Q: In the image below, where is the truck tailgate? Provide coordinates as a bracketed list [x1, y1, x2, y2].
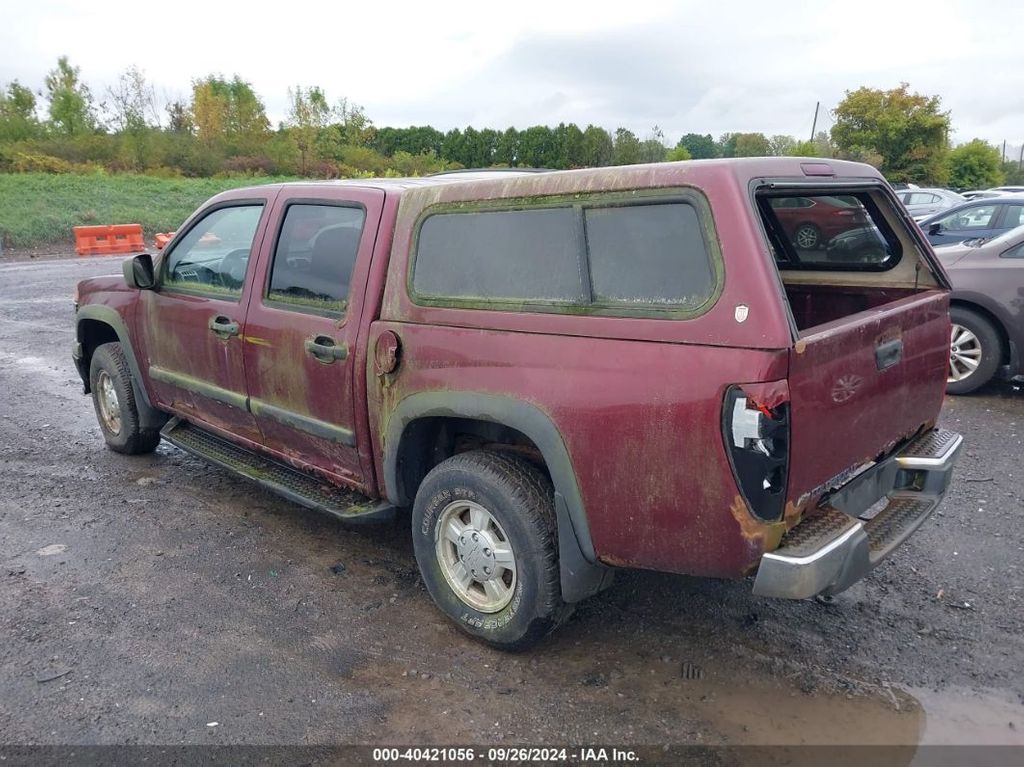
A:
[786, 290, 950, 503]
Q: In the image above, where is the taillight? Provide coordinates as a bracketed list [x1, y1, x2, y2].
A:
[723, 386, 790, 522]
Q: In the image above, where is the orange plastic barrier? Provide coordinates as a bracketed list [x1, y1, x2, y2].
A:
[73, 224, 146, 256]
[154, 232, 175, 250]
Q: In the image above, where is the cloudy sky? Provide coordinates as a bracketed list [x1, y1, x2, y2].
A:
[2, 0, 1021, 151]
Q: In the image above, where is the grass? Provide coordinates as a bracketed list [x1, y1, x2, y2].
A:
[0, 173, 297, 250]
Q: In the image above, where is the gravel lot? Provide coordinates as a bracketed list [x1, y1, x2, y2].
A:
[1, 255, 1022, 752]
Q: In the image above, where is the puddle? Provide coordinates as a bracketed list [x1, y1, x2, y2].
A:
[911, 686, 1024, 746]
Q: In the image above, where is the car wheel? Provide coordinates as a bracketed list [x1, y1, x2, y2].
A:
[411, 450, 569, 651]
[89, 342, 162, 454]
[794, 223, 821, 250]
[947, 307, 1001, 395]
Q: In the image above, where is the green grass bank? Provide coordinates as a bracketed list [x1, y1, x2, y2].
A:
[0, 173, 295, 250]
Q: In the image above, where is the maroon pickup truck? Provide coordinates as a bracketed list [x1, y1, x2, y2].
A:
[73, 159, 962, 649]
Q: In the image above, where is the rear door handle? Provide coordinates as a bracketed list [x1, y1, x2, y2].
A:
[304, 335, 348, 363]
[209, 315, 240, 338]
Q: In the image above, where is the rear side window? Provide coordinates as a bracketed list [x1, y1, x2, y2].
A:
[585, 204, 713, 305]
[267, 203, 366, 316]
[413, 208, 584, 303]
[758, 191, 903, 271]
[411, 198, 718, 316]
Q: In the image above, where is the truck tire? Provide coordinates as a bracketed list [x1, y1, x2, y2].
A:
[411, 450, 569, 650]
[947, 306, 1001, 395]
[89, 342, 162, 454]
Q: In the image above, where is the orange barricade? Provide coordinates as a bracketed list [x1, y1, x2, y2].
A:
[154, 232, 175, 250]
[73, 224, 146, 256]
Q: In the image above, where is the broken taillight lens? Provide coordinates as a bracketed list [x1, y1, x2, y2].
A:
[722, 387, 790, 522]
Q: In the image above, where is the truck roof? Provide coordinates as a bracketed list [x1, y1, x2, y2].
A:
[222, 157, 885, 200]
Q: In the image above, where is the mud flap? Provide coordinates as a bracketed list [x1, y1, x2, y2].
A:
[555, 492, 614, 602]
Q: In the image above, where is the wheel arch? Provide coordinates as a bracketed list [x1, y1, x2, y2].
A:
[950, 297, 1011, 366]
[74, 306, 166, 429]
[383, 392, 611, 602]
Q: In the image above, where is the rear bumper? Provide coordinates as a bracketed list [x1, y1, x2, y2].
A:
[752, 428, 962, 600]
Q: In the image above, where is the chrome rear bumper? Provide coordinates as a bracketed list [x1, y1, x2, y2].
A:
[753, 428, 962, 600]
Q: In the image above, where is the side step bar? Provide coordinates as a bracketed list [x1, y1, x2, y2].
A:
[161, 418, 396, 524]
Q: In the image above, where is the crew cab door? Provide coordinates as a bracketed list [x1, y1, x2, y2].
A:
[242, 186, 384, 491]
[139, 195, 274, 442]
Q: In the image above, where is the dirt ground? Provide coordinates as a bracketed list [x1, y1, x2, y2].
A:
[1, 256, 1022, 757]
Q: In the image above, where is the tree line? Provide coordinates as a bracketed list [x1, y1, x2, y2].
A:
[1, 57, 1019, 188]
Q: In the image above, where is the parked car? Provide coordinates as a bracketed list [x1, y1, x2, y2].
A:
[960, 190, 1008, 200]
[932, 226, 1024, 393]
[768, 194, 867, 249]
[895, 188, 965, 220]
[918, 196, 1024, 246]
[990, 186, 1024, 194]
[72, 158, 962, 649]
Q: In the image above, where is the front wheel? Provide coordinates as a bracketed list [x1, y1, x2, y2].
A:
[411, 450, 569, 650]
[89, 342, 162, 454]
[947, 307, 1001, 395]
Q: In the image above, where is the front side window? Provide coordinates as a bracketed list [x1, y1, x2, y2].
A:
[266, 203, 366, 316]
[163, 204, 264, 297]
[411, 199, 718, 315]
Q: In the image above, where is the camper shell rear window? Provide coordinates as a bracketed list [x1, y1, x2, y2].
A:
[757, 189, 903, 271]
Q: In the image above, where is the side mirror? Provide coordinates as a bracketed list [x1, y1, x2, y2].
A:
[928, 222, 942, 235]
[123, 253, 156, 290]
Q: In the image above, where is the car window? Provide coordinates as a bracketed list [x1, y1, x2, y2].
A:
[907, 193, 940, 205]
[759, 191, 901, 271]
[163, 204, 264, 297]
[1002, 205, 1024, 228]
[1001, 241, 1024, 259]
[266, 203, 366, 316]
[936, 205, 998, 230]
[412, 200, 717, 314]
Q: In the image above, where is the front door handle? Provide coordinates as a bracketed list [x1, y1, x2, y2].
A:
[304, 335, 348, 363]
[209, 315, 240, 338]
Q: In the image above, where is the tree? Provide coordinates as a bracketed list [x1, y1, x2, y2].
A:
[165, 100, 193, 134]
[734, 132, 771, 157]
[948, 140, 1005, 190]
[768, 135, 796, 156]
[717, 133, 738, 158]
[831, 83, 951, 184]
[190, 75, 270, 152]
[104, 66, 159, 170]
[637, 125, 668, 163]
[286, 85, 332, 174]
[612, 127, 642, 165]
[676, 133, 717, 159]
[0, 81, 40, 142]
[580, 125, 613, 167]
[666, 145, 692, 162]
[45, 56, 97, 136]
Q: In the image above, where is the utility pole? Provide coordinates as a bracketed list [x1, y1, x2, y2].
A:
[1002, 140, 1007, 163]
[809, 102, 820, 143]
[1019, 142, 1023, 171]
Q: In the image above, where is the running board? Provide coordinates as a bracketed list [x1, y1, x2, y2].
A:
[161, 417, 395, 524]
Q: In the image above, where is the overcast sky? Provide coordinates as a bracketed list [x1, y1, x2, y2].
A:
[2, 0, 1022, 152]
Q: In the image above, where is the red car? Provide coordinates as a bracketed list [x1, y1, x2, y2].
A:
[73, 159, 961, 649]
[769, 194, 868, 250]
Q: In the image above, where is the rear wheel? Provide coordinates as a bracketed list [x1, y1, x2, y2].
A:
[411, 450, 569, 650]
[89, 342, 162, 454]
[947, 307, 1001, 395]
